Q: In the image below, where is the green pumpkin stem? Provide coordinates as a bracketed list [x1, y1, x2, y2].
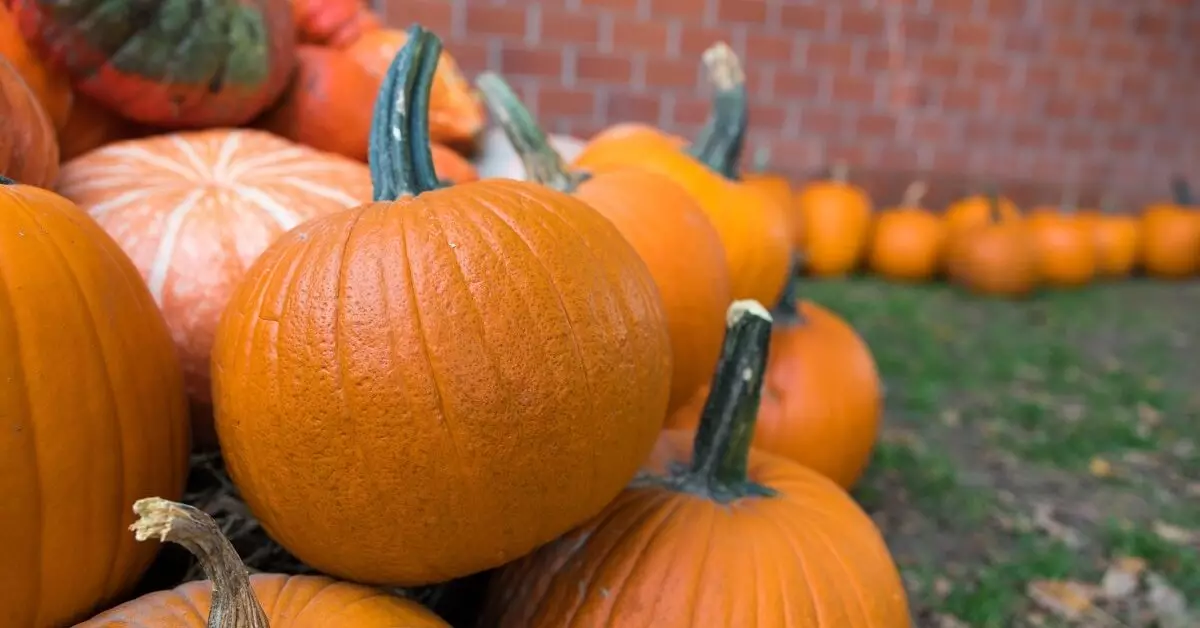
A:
[0, 175, 15, 186]
[769, 269, 805, 326]
[1170, 175, 1194, 206]
[368, 24, 443, 202]
[474, 72, 587, 192]
[751, 146, 771, 173]
[687, 42, 749, 181]
[984, 183, 1003, 223]
[129, 498, 270, 628]
[685, 300, 777, 501]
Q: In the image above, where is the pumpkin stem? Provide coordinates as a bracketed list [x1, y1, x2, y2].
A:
[830, 160, 850, 184]
[984, 183, 1003, 223]
[1170, 175, 1194, 206]
[0, 175, 15, 186]
[129, 498, 269, 628]
[751, 145, 771, 173]
[768, 269, 806, 326]
[687, 42, 749, 181]
[368, 23, 443, 202]
[474, 72, 587, 192]
[900, 181, 927, 207]
[684, 300, 777, 502]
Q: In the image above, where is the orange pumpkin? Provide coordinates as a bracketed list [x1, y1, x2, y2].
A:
[1025, 193, 1096, 287]
[430, 141, 479, 184]
[943, 189, 1021, 237]
[945, 195, 1037, 297]
[55, 129, 373, 443]
[573, 42, 792, 306]
[0, 181, 190, 627]
[867, 181, 946, 281]
[589, 122, 687, 147]
[346, 28, 485, 149]
[1140, 177, 1200, 278]
[743, 146, 802, 250]
[794, 162, 874, 277]
[292, 0, 381, 47]
[476, 71, 731, 414]
[78, 498, 449, 627]
[1075, 197, 1140, 278]
[482, 300, 911, 627]
[210, 27, 672, 587]
[668, 284, 882, 489]
[0, 55, 58, 187]
[0, 2, 71, 129]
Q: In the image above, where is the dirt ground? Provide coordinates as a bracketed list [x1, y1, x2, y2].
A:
[132, 278, 1199, 627]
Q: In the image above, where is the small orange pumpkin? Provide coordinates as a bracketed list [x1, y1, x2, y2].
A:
[867, 181, 946, 282]
[794, 161, 874, 277]
[573, 42, 792, 306]
[1140, 177, 1200, 278]
[476, 71, 731, 415]
[0, 55, 58, 187]
[945, 193, 1037, 297]
[211, 27, 673, 587]
[482, 300, 911, 627]
[0, 2, 71, 129]
[1075, 196, 1141, 278]
[429, 141, 479, 184]
[943, 188, 1021, 238]
[667, 282, 883, 489]
[78, 498, 449, 627]
[1025, 191, 1096, 287]
[743, 146, 802, 248]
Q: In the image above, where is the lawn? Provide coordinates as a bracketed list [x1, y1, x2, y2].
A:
[804, 278, 1200, 627]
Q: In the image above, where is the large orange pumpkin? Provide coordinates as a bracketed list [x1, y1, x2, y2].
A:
[0, 55, 58, 187]
[1025, 194, 1096, 287]
[475, 71, 731, 414]
[945, 195, 1037, 297]
[573, 42, 792, 305]
[743, 146, 802, 248]
[1075, 197, 1140, 278]
[482, 300, 911, 627]
[0, 2, 71, 129]
[55, 129, 373, 440]
[210, 26, 672, 587]
[668, 283, 882, 489]
[291, 0, 381, 47]
[78, 499, 449, 627]
[1140, 177, 1200, 278]
[346, 27, 485, 148]
[0, 181, 190, 627]
[943, 189, 1021, 237]
[794, 162, 874, 276]
[867, 181, 946, 282]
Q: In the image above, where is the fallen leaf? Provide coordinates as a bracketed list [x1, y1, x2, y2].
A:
[1100, 556, 1146, 599]
[939, 409, 960, 427]
[1153, 521, 1197, 545]
[932, 577, 952, 598]
[1146, 573, 1191, 628]
[1027, 580, 1096, 620]
[1089, 457, 1113, 478]
[1137, 403, 1162, 425]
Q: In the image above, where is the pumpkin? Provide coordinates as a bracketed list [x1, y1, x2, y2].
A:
[793, 161, 874, 277]
[292, 0, 381, 47]
[0, 55, 58, 187]
[945, 193, 1037, 297]
[473, 126, 586, 181]
[0, 1, 71, 129]
[257, 44, 379, 161]
[1024, 192, 1096, 287]
[430, 141, 479, 184]
[78, 498, 449, 627]
[1140, 177, 1200, 278]
[743, 146, 802, 249]
[667, 282, 882, 489]
[210, 26, 673, 587]
[9, 0, 296, 128]
[57, 92, 149, 161]
[943, 188, 1021, 237]
[1075, 197, 1141, 278]
[0, 180, 190, 627]
[346, 28, 485, 148]
[589, 121, 687, 148]
[867, 181, 946, 282]
[476, 71, 730, 414]
[573, 42, 792, 305]
[482, 300, 912, 627]
[56, 128, 373, 444]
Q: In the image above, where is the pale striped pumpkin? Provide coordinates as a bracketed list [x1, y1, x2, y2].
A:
[56, 129, 373, 420]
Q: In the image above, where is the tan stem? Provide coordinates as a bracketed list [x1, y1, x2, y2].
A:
[131, 498, 270, 628]
[830, 161, 849, 183]
[701, 42, 745, 91]
[900, 181, 927, 207]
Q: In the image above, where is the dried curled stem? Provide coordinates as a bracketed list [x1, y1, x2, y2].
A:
[131, 497, 270, 628]
[701, 42, 745, 91]
[901, 181, 927, 207]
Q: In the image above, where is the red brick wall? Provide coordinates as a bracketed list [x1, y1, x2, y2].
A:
[379, 0, 1199, 208]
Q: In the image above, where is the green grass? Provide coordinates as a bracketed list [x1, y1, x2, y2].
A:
[805, 277, 1200, 625]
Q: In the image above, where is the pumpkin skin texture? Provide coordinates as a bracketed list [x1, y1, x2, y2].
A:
[346, 28, 485, 148]
[1025, 206, 1096, 287]
[9, 0, 296, 128]
[1076, 204, 1141, 278]
[867, 182, 946, 282]
[573, 43, 792, 306]
[794, 162, 874, 277]
[0, 2, 71, 129]
[482, 301, 911, 628]
[476, 71, 731, 415]
[0, 181, 190, 627]
[945, 207, 1037, 298]
[211, 28, 673, 587]
[1140, 179, 1200, 278]
[55, 129, 373, 436]
[0, 55, 59, 187]
[743, 148, 802, 250]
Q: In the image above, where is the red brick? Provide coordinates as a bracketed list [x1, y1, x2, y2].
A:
[908, 116, 958, 144]
[838, 7, 886, 38]
[443, 39, 489, 74]
[949, 21, 997, 49]
[644, 57, 699, 88]
[744, 68, 771, 97]
[382, 0, 453, 34]
[537, 10, 601, 45]
[576, 52, 635, 84]
[605, 91, 663, 123]
[1002, 28, 1046, 54]
[743, 33, 795, 65]
[829, 74, 878, 104]
[927, 0, 976, 15]
[772, 71, 821, 98]
[671, 96, 710, 126]
[716, 0, 768, 24]
[535, 88, 597, 119]
[1089, 98, 1124, 123]
[967, 57, 1013, 84]
[796, 106, 844, 134]
[853, 113, 898, 139]
[608, 18, 671, 55]
[918, 52, 962, 79]
[1044, 94, 1080, 119]
[962, 118, 1009, 144]
[1098, 39, 1140, 64]
[464, 5, 527, 38]
[582, 0, 641, 13]
[1088, 8, 1128, 32]
[805, 41, 856, 68]
[500, 47, 562, 78]
[860, 44, 893, 73]
[901, 14, 941, 41]
[980, 0, 1029, 20]
[677, 26, 738, 58]
[1146, 44, 1181, 68]
[780, 4, 829, 32]
[1041, 3, 1081, 28]
[1133, 10, 1172, 36]
[1060, 128, 1095, 152]
[1023, 62, 1061, 88]
[941, 86, 984, 111]
[1048, 34, 1089, 60]
[648, 0, 696, 19]
[747, 103, 788, 131]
